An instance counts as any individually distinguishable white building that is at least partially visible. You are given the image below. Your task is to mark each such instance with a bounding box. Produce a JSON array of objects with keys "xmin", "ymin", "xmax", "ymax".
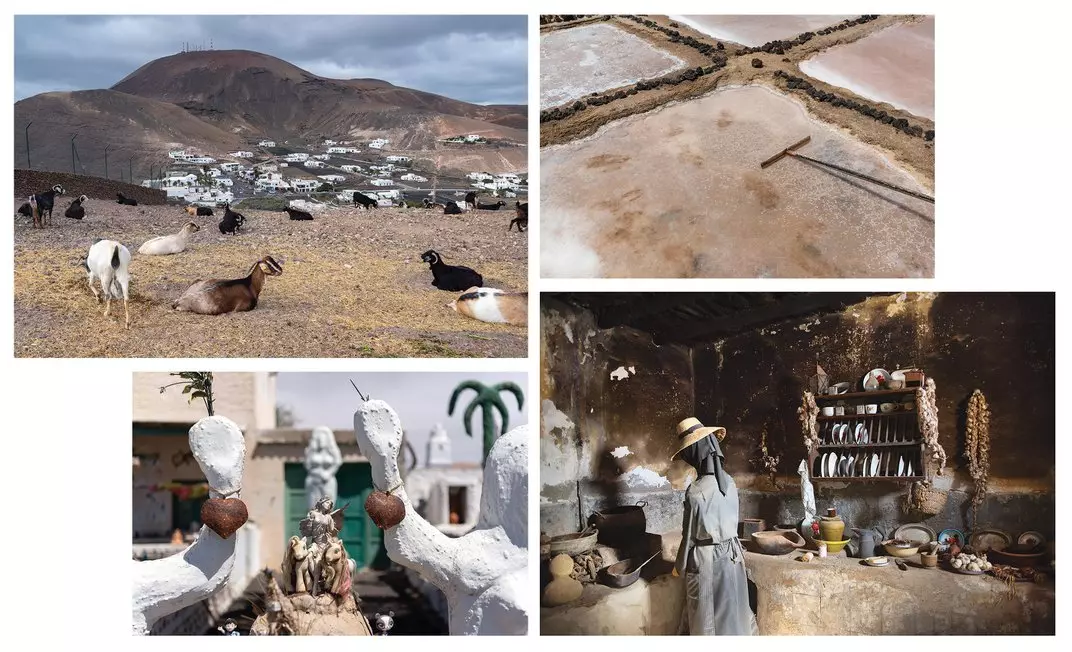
[
  {"xmin": 323, "ymin": 139, "xmax": 337, "ymax": 147},
  {"xmin": 256, "ymin": 163, "xmax": 279, "ymax": 173},
  {"xmin": 168, "ymin": 150, "xmax": 190, "ymax": 160},
  {"xmin": 206, "ymin": 168, "xmax": 221, "ymax": 178},
  {"xmin": 258, "ymin": 140, "xmax": 276, "ymax": 148},
  {"xmin": 278, "ymin": 162, "xmax": 289, "ymax": 168},
  {"xmin": 304, "ymin": 160, "xmax": 325, "ymax": 169},
  {"xmin": 368, "ymin": 138, "xmax": 389, "ymax": 150},
  {"xmin": 255, "ymin": 173, "xmax": 286, "ymax": 193},
  {"xmin": 317, "ymin": 174, "xmax": 346, "ymax": 183},
  {"xmin": 340, "ymin": 165, "xmax": 363, "ymax": 173},
  {"xmin": 385, "ymin": 155, "xmax": 411, "ymax": 164},
  {"xmin": 404, "ymin": 424, "xmax": 483, "ymax": 536},
  {"xmin": 290, "ymin": 179, "xmax": 319, "ymax": 193},
  {"xmin": 283, "ymin": 153, "xmax": 310, "ymax": 163},
  {"xmin": 369, "ymin": 178, "xmax": 394, "ymax": 187},
  {"xmin": 401, "ymin": 173, "xmax": 428, "ymax": 182},
  {"xmin": 328, "ymin": 146, "xmax": 360, "ymax": 154},
  {"xmin": 312, "ymin": 154, "xmax": 330, "ymax": 161},
  {"xmin": 229, "ymin": 151, "xmax": 255, "ymax": 158},
  {"xmin": 496, "ymin": 173, "xmax": 522, "ymax": 184},
  {"xmin": 213, "ymin": 178, "xmax": 234, "ymax": 188},
  {"xmin": 466, "ymin": 172, "xmax": 494, "ymax": 181},
  {"xmin": 219, "ymin": 162, "xmax": 242, "ymax": 173},
  {"xmin": 187, "ymin": 156, "xmax": 216, "ymax": 164}
]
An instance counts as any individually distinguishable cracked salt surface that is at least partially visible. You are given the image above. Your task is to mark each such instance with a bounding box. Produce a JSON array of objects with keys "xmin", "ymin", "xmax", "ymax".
[
  {"xmin": 541, "ymin": 84, "xmax": 934, "ymax": 279},
  {"xmin": 670, "ymin": 15, "xmax": 855, "ymax": 48},
  {"xmin": 540, "ymin": 23, "xmax": 686, "ymax": 110}
]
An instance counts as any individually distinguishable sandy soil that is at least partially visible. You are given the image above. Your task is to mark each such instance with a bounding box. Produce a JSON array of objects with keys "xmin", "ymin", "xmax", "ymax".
[
  {"xmin": 13, "ymin": 201, "xmax": 527, "ymax": 358},
  {"xmin": 669, "ymin": 15, "xmax": 856, "ymax": 47},
  {"xmin": 541, "ymin": 85, "xmax": 934, "ymax": 279},
  {"xmin": 800, "ymin": 17, "xmax": 934, "ymax": 120},
  {"xmin": 540, "ymin": 23, "xmax": 686, "ymax": 109}
]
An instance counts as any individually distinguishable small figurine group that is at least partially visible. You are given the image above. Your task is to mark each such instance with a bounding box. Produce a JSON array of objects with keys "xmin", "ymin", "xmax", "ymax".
[
  {"xmin": 373, "ymin": 611, "xmax": 395, "ymax": 635},
  {"xmin": 281, "ymin": 496, "xmax": 354, "ymax": 598},
  {"xmin": 218, "ymin": 619, "xmax": 240, "ymax": 636}
]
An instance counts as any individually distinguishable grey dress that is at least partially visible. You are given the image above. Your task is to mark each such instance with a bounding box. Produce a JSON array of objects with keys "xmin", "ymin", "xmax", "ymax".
[{"xmin": 674, "ymin": 475, "xmax": 757, "ymax": 635}]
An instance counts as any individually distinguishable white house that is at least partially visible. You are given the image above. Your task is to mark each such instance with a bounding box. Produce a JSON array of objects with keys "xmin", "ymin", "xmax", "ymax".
[
  {"xmin": 495, "ymin": 173, "xmax": 522, "ymax": 184},
  {"xmin": 368, "ymin": 138, "xmax": 389, "ymax": 150},
  {"xmin": 229, "ymin": 151, "xmax": 255, "ymax": 158},
  {"xmin": 466, "ymin": 172, "xmax": 494, "ymax": 181},
  {"xmin": 312, "ymin": 154, "xmax": 330, "ymax": 161},
  {"xmin": 213, "ymin": 178, "xmax": 234, "ymax": 188},
  {"xmin": 278, "ymin": 162, "xmax": 289, "ymax": 168},
  {"xmin": 187, "ymin": 156, "xmax": 216, "ymax": 164},
  {"xmin": 256, "ymin": 163, "xmax": 279, "ymax": 173},
  {"xmin": 304, "ymin": 160, "xmax": 325, "ymax": 169},
  {"xmin": 290, "ymin": 179, "xmax": 319, "ymax": 194},
  {"xmin": 206, "ymin": 168, "xmax": 221, "ymax": 178},
  {"xmin": 369, "ymin": 189, "xmax": 400, "ymax": 200},
  {"xmin": 219, "ymin": 162, "xmax": 242, "ymax": 173},
  {"xmin": 258, "ymin": 140, "xmax": 276, "ymax": 148},
  {"xmin": 255, "ymin": 173, "xmax": 286, "ymax": 193},
  {"xmin": 404, "ymin": 424, "xmax": 483, "ymax": 536},
  {"xmin": 369, "ymin": 179, "xmax": 394, "ymax": 187},
  {"xmin": 168, "ymin": 150, "xmax": 190, "ymax": 160},
  {"xmin": 329, "ymin": 146, "xmax": 360, "ymax": 154},
  {"xmin": 283, "ymin": 153, "xmax": 310, "ymax": 163},
  {"xmin": 317, "ymin": 174, "xmax": 346, "ymax": 183},
  {"xmin": 401, "ymin": 173, "xmax": 428, "ymax": 182},
  {"xmin": 323, "ymin": 139, "xmax": 337, "ymax": 147},
  {"xmin": 385, "ymin": 155, "xmax": 411, "ymax": 164},
  {"xmin": 340, "ymin": 165, "xmax": 363, "ymax": 173}
]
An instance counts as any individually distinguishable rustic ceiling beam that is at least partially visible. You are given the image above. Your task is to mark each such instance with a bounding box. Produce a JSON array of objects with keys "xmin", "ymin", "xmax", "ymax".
[{"xmin": 597, "ymin": 293, "xmax": 709, "ymax": 328}]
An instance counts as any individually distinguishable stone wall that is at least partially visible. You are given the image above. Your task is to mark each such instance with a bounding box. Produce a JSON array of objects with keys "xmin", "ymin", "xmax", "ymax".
[{"xmin": 540, "ymin": 299, "xmax": 694, "ymax": 537}]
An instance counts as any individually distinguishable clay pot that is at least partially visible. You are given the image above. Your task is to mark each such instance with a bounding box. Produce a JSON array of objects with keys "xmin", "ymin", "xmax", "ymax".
[
  {"xmin": 739, "ymin": 518, "xmax": 766, "ymax": 539},
  {"xmin": 819, "ymin": 508, "xmax": 845, "ymax": 542},
  {"xmin": 365, "ymin": 491, "xmax": 406, "ymax": 529},
  {"xmin": 201, "ymin": 497, "xmax": 248, "ymax": 539},
  {"xmin": 921, "ymin": 552, "xmax": 938, "ymax": 568},
  {"xmin": 542, "ymin": 554, "xmax": 583, "ymax": 607}
]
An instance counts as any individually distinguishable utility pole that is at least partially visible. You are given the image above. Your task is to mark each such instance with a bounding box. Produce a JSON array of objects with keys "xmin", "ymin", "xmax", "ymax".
[
  {"xmin": 24, "ymin": 121, "xmax": 33, "ymax": 169},
  {"xmin": 150, "ymin": 163, "xmax": 155, "ymax": 184},
  {"xmin": 71, "ymin": 134, "xmax": 79, "ymax": 175},
  {"xmin": 104, "ymin": 145, "xmax": 111, "ymax": 179},
  {"xmin": 129, "ymin": 156, "xmax": 135, "ymax": 183}
]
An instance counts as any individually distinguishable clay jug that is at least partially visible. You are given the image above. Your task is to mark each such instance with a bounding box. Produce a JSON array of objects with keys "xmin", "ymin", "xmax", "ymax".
[
  {"xmin": 819, "ymin": 507, "xmax": 845, "ymax": 542},
  {"xmin": 853, "ymin": 527, "xmax": 882, "ymax": 558}
]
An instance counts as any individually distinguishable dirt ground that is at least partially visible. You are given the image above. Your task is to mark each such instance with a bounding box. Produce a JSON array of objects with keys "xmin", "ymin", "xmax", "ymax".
[{"xmin": 13, "ymin": 200, "xmax": 527, "ymax": 358}]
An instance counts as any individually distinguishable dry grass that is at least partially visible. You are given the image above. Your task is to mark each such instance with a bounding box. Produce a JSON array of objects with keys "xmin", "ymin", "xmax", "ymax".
[{"xmin": 13, "ymin": 199, "xmax": 527, "ymax": 358}]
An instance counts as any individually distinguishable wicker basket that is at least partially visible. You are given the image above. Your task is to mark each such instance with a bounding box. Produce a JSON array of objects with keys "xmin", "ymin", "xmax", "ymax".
[{"xmin": 910, "ymin": 482, "xmax": 949, "ymax": 515}]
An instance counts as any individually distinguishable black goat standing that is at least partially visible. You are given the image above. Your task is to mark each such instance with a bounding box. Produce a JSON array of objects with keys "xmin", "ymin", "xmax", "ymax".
[
  {"xmin": 116, "ymin": 192, "xmax": 139, "ymax": 206},
  {"xmin": 353, "ymin": 192, "xmax": 378, "ymax": 209},
  {"xmin": 28, "ymin": 184, "xmax": 65, "ymax": 228},
  {"xmin": 283, "ymin": 207, "xmax": 313, "ymax": 221},
  {"xmin": 219, "ymin": 204, "xmax": 246, "ymax": 235},
  {"xmin": 509, "ymin": 202, "xmax": 528, "ymax": 232},
  {"xmin": 65, "ymin": 194, "xmax": 89, "ymax": 220},
  {"xmin": 420, "ymin": 249, "xmax": 483, "ymax": 292}
]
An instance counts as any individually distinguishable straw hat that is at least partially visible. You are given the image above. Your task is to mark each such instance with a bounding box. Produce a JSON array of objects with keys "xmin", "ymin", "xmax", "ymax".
[{"xmin": 671, "ymin": 417, "xmax": 727, "ymax": 460}]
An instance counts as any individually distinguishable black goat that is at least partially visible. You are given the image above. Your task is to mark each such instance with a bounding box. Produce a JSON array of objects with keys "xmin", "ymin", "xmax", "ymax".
[
  {"xmin": 420, "ymin": 249, "xmax": 483, "ymax": 292},
  {"xmin": 509, "ymin": 202, "xmax": 528, "ymax": 232},
  {"xmin": 185, "ymin": 205, "xmax": 214, "ymax": 217},
  {"xmin": 28, "ymin": 184, "xmax": 65, "ymax": 228},
  {"xmin": 219, "ymin": 204, "xmax": 246, "ymax": 235},
  {"xmin": 443, "ymin": 201, "xmax": 463, "ymax": 215},
  {"xmin": 283, "ymin": 207, "xmax": 313, "ymax": 221},
  {"xmin": 464, "ymin": 191, "xmax": 478, "ymax": 206},
  {"xmin": 17, "ymin": 203, "xmax": 33, "ymax": 217},
  {"xmin": 65, "ymin": 195, "xmax": 89, "ymax": 220},
  {"xmin": 116, "ymin": 192, "xmax": 138, "ymax": 206},
  {"xmin": 477, "ymin": 200, "xmax": 507, "ymax": 211},
  {"xmin": 353, "ymin": 192, "xmax": 378, "ymax": 208}
]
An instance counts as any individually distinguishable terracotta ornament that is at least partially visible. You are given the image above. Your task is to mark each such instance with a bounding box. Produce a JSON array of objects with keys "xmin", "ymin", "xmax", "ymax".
[
  {"xmin": 201, "ymin": 497, "xmax": 249, "ymax": 539},
  {"xmin": 365, "ymin": 489, "xmax": 405, "ymax": 529}
]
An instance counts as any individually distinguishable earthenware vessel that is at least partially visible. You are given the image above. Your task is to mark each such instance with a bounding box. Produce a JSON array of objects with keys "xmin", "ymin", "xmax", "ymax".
[
  {"xmin": 921, "ymin": 551, "xmax": 938, "ymax": 568},
  {"xmin": 853, "ymin": 528, "xmax": 883, "ymax": 559},
  {"xmin": 819, "ymin": 507, "xmax": 845, "ymax": 542}
]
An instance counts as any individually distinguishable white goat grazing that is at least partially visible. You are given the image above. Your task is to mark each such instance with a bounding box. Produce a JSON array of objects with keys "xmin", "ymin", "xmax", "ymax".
[
  {"xmin": 85, "ymin": 239, "xmax": 132, "ymax": 328},
  {"xmin": 138, "ymin": 221, "xmax": 200, "ymax": 255}
]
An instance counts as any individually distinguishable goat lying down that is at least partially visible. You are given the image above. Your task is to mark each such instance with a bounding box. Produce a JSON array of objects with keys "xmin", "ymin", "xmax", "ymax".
[
  {"xmin": 85, "ymin": 239, "xmax": 132, "ymax": 328},
  {"xmin": 173, "ymin": 256, "xmax": 283, "ymax": 315},
  {"xmin": 138, "ymin": 222, "xmax": 200, "ymax": 255},
  {"xmin": 447, "ymin": 286, "xmax": 527, "ymax": 326}
]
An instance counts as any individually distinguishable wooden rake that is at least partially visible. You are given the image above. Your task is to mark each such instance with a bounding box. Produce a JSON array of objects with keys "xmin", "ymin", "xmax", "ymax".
[{"xmin": 760, "ymin": 136, "xmax": 934, "ymax": 204}]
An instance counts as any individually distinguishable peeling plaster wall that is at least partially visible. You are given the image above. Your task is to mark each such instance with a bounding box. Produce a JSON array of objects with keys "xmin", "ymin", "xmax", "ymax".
[
  {"xmin": 694, "ymin": 292, "xmax": 1055, "ymax": 539},
  {"xmin": 541, "ymin": 299, "xmax": 694, "ymax": 536}
]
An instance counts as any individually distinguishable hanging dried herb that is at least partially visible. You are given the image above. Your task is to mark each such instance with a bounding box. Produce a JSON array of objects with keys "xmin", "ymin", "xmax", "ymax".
[
  {"xmin": 965, "ymin": 389, "xmax": 991, "ymax": 529},
  {"xmin": 797, "ymin": 391, "xmax": 820, "ymax": 454},
  {"xmin": 916, "ymin": 378, "xmax": 946, "ymax": 474},
  {"xmin": 160, "ymin": 372, "xmax": 215, "ymax": 416}
]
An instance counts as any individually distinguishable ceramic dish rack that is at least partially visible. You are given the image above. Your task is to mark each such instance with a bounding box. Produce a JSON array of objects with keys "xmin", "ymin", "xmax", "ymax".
[{"xmin": 805, "ymin": 388, "xmax": 925, "ymax": 483}]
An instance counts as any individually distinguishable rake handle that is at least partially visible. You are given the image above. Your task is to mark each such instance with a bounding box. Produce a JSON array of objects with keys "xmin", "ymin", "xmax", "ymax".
[{"xmin": 786, "ymin": 151, "xmax": 935, "ymax": 204}]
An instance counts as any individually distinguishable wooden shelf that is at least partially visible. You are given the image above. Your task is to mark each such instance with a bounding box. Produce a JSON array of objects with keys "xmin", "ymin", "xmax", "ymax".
[
  {"xmin": 818, "ymin": 441, "xmax": 921, "ymax": 448},
  {"xmin": 817, "ymin": 412, "xmax": 916, "ymax": 421},
  {"xmin": 815, "ymin": 388, "xmax": 919, "ymax": 401},
  {"xmin": 813, "ymin": 476, "xmax": 924, "ymax": 482}
]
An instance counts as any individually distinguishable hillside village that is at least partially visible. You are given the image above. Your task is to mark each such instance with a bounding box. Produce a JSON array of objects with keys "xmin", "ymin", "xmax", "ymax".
[{"xmin": 154, "ymin": 135, "xmax": 527, "ymax": 208}]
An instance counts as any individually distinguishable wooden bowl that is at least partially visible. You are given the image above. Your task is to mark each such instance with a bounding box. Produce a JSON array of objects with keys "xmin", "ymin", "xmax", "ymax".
[
  {"xmin": 752, "ymin": 530, "xmax": 806, "ymax": 555},
  {"xmin": 988, "ymin": 545, "xmax": 1046, "ymax": 568}
]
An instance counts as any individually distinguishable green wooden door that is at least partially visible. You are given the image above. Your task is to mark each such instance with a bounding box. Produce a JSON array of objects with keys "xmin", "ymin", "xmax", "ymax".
[{"xmin": 284, "ymin": 462, "xmax": 388, "ymax": 569}]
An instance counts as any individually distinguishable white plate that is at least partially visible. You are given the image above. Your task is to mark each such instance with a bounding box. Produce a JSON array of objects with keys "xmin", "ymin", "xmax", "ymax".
[
  {"xmin": 862, "ymin": 368, "xmax": 890, "ymax": 391},
  {"xmin": 894, "ymin": 523, "xmax": 936, "ymax": 545},
  {"xmin": 854, "ymin": 423, "xmax": 864, "ymax": 443},
  {"xmin": 846, "ymin": 454, "xmax": 855, "ymax": 477},
  {"xmin": 859, "ymin": 425, "xmax": 869, "ymax": 444},
  {"xmin": 825, "ymin": 452, "xmax": 836, "ymax": 477},
  {"xmin": 897, "ymin": 456, "xmax": 905, "ymax": 476},
  {"xmin": 869, "ymin": 453, "xmax": 879, "ymax": 477},
  {"xmin": 819, "ymin": 453, "xmax": 828, "ymax": 477},
  {"xmin": 907, "ymin": 460, "xmax": 913, "ymax": 477}
]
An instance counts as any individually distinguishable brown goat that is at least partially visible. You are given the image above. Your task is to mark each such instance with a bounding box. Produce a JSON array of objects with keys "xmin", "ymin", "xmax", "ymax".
[{"xmin": 172, "ymin": 256, "xmax": 283, "ymax": 315}]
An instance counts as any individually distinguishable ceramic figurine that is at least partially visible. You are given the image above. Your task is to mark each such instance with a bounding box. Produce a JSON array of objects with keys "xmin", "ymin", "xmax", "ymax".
[
  {"xmin": 282, "ymin": 536, "xmax": 314, "ymax": 594},
  {"xmin": 373, "ymin": 611, "xmax": 395, "ymax": 635},
  {"xmin": 321, "ymin": 540, "xmax": 352, "ymax": 596},
  {"xmin": 218, "ymin": 618, "xmax": 240, "ymax": 636}
]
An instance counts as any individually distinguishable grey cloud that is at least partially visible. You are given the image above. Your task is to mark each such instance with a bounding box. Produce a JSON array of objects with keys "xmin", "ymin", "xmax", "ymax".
[{"xmin": 14, "ymin": 15, "xmax": 527, "ymax": 105}]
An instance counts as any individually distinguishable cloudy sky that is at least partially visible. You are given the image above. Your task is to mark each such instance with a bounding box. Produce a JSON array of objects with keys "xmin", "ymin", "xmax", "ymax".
[
  {"xmin": 275, "ymin": 372, "xmax": 528, "ymax": 466},
  {"xmin": 13, "ymin": 15, "xmax": 527, "ymax": 104}
]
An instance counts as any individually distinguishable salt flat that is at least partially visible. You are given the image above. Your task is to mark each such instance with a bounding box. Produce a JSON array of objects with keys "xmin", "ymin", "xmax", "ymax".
[{"xmin": 670, "ymin": 15, "xmax": 855, "ymax": 47}]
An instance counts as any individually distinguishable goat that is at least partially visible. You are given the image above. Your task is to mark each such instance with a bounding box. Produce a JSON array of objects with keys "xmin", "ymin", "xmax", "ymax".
[
  {"xmin": 447, "ymin": 286, "xmax": 527, "ymax": 326},
  {"xmin": 422, "ymin": 198, "xmax": 445, "ymax": 209},
  {"xmin": 116, "ymin": 192, "xmax": 139, "ymax": 206},
  {"xmin": 139, "ymin": 221, "xmax": 200, "ymax": 255},
  {"xmin": 353, "ymin": 192, "xmax": 378, "ymax": 209},
  {"xmin": 477, "ymin": 200, "xmax": 507, "ymax": 211},
  {"xmin": 17, "ymin": 203, "xmax": 33, "ymax": 218},
  {"xmin": 283, "ymin": 207, "xmax": 313, "ymax": 221},
  {"xmin": 85, "ymin": 239, "xmax": 132, "ymax": 328},
  {"xmin": 464, "ymin": 191, "xmax": 478, "ymax": 206},
  {"xmin": 28, "ymin": 184, "xmax": 65, "ymax": 228},
  {"xmin": 443, "ymin": 201, "xmax": 463, "ymax": 215},
  {"xmin": 219, "ymin": 204, "xmax": 246, "ymax": 235},
  {"xmin": 185, "ymin": 205, "xmax": 214, "ymax": 217},
  {"xmin": 173, "ymin": 256, "xmax": 283, "ymax": 315},
  {"xmin": 64, "ymin": 195, "xmax": 89, "ymax": 220},
  {"xmin": 509, "ymin": 202, "xmax": 528, "ymax": 232},
  {"xmin": 420, "ymin": 249, "xmax": 483, "ymax": 291}
]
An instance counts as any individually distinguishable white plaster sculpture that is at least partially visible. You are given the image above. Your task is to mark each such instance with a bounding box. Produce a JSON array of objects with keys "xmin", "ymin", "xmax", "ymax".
[
  {"xmin": 354, "ymin": 397, "xmax": 529, "ymax": 635},
  {"xmin": 798, "ymin": 459, "xmax": 816, "ymax": 534},
  {"xmin": 305, "ymin": 426, "xmax": 342, "ymax": 509},
  {"xmin": 131, "ymin": 415, "xmax": 246, "ymax": 635}
]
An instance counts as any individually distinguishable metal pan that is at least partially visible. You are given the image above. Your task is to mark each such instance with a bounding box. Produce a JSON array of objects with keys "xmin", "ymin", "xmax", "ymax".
[{"xmin": 598, "ymin": 552, "xmax": 660, "ymax": 588}]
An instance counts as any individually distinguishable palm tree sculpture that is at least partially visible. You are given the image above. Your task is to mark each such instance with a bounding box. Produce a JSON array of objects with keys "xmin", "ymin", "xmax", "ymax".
[{"xmin": 448, "ymin": 381, "xmax": 524, "ymax": 463}]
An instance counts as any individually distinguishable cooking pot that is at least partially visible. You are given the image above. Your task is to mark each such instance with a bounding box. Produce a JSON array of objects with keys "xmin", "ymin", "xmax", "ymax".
[{"xmin": 589, "ymin": 501, "xmax": 647, "ymax": 547}]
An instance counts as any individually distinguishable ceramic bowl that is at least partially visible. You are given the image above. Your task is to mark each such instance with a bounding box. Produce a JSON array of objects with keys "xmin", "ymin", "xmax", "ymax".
[
  {"xmin": 987, "ymin": 545, "xmax": 1046, "ymax": 569},
  {"xmin": 883, "ymin": 540, "xmax": 920, "ymax": 558},
  {"xmin": 879, "ymin": 402, "xmax": 896, "ymax": 413},
  {"xmin": 820, "ymin": 538, "xmax": 851, "ymax": 555},
  {"xmin": 864, "ymin": 556, "xmax": 889, "ymax": 567},
  {"xmin": 752, "ymin": 530, "xmax": 806, "ymax": 555}
]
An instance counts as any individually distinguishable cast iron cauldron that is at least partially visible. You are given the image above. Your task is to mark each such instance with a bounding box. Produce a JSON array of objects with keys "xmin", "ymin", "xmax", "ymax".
[{"xmin": 588, "ymin": 501, "xmax": 647, "ymax": 547}]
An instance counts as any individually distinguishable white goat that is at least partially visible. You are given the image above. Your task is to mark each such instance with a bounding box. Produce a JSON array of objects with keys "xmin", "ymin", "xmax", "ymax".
[
  {"xmin": 85, "ymin": 239, "xmax": 132, "ymax": 328},
  {"xmin": 138, "ymin": 221, "xmax": 200, "ymax": 255}
]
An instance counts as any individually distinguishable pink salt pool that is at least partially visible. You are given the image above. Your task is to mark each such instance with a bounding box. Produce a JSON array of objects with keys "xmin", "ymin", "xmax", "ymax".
[
  {"xmin": 669, "ymin": 15, "xmax": 855, "ymax": 47},
  {"xmin": 800, "ymin": 17, "xmax": 934, "ymax": 120}
]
